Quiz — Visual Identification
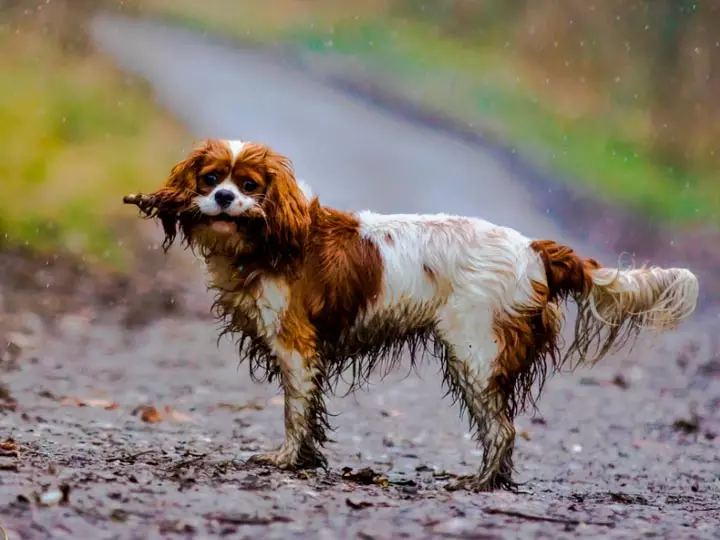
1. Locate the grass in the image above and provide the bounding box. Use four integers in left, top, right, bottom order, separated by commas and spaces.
0, 25, 191, 268
138, 0, 718, 226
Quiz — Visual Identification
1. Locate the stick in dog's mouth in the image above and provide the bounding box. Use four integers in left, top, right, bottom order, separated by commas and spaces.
123, 193, 155, 209
123, 193, 171, 218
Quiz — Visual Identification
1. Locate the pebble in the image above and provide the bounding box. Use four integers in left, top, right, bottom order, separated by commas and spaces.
432, 518, 476, 535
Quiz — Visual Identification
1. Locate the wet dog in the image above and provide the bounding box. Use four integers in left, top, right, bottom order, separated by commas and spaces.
124, 138, 699, 491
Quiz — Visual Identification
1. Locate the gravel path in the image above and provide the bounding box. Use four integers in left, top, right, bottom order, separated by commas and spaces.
0, 14, 717, 540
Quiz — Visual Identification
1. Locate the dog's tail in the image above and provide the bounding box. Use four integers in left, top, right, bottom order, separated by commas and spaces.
531, 239, 699, 366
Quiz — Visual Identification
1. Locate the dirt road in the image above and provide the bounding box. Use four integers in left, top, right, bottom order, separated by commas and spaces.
0, 14, 718, 540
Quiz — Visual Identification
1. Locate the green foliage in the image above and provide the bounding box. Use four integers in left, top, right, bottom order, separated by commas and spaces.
0, 28, 189, 266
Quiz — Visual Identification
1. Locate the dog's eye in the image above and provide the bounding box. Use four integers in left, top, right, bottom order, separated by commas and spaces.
243, 180, 258, 192
203, 173, 219, 186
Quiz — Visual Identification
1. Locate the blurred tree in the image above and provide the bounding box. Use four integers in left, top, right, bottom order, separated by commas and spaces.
648, 0, 698, 172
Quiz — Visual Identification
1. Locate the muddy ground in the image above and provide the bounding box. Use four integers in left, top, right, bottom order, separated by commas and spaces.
0, 224, 719, 540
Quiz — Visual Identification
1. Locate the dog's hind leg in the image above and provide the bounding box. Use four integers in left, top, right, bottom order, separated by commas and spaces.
438, 280, 561, 492
437, 308, 518, 492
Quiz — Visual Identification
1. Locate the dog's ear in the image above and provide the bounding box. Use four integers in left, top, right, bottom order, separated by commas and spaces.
148, 143, 207, 251
262, 149, 311, 254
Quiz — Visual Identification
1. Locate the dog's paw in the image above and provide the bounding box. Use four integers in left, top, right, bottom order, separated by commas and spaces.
247, 444, 327, 471
445, 473, 519, 493
247, 451, 294, 469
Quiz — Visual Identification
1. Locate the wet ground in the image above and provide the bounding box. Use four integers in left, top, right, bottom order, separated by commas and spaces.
1, 242, 719, 539
1, 14, 719, 539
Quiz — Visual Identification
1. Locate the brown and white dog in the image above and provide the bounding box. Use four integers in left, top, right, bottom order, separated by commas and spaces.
125, 138, 699, 492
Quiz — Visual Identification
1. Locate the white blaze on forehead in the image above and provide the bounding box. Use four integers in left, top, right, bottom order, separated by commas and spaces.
225, 140, 245, 163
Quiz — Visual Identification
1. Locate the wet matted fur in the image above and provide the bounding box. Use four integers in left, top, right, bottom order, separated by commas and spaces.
124, 138, 699, 492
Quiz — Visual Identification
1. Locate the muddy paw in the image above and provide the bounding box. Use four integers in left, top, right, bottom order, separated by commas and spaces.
247, 444, 327, 471
445, 474, 518, 493
246, 451, 292, 469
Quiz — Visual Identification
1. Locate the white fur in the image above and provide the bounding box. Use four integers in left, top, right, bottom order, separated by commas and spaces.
357, 211, 542, 386
226, 139, 245, 162
256, 278, 289, 342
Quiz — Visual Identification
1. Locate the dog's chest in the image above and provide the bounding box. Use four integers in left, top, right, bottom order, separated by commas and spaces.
206, 257, 289, 342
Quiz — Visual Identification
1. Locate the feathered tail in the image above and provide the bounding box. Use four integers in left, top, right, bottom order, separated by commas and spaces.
531, 240, 699, 366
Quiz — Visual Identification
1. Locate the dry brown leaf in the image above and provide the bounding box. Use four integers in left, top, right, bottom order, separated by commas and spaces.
0, 436, 19, 453
133, 405, 195, 424
139, 406, 163, 423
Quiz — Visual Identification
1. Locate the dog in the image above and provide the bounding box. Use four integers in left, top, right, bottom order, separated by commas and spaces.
124, 138, 699, 492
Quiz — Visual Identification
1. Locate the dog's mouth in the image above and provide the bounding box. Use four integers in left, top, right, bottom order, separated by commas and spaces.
204, 214, 243, 235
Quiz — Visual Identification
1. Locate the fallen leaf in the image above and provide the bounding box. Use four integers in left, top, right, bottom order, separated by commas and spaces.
110, 509, 129, 522
135, 405, 163, 424
341, 466, 390, 488
0, 437, 19, 453
672, 415, 700, 434
206, 512, 292, 526
341, 467, 378, 485
346, 498, 374, 510
268, 396, 284, 406
518, 430, 532, 441
132, 405, 195, 424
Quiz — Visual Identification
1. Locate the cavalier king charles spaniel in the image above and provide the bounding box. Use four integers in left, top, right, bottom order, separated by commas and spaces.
124, 139, 699, 492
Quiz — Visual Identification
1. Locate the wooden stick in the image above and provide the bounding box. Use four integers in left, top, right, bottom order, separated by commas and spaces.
123, 193, 154, 206
123, 193, 160, 216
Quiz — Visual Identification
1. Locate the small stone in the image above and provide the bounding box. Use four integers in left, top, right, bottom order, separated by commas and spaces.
432, 518, 475, 535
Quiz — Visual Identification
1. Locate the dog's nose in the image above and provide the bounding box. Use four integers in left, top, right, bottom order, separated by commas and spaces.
214, 189, 235, 209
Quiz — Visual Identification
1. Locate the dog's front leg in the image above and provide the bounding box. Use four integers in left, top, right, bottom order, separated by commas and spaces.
247, 345, 329, 470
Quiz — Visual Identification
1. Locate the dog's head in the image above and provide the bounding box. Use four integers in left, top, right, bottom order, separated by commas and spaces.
147, 139, 313, 258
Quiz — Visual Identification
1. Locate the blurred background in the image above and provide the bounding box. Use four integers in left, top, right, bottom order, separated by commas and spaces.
1, 0, 718, 290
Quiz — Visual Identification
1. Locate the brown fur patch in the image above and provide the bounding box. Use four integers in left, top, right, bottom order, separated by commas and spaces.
299, 204, 384, 340
238, 142, 311, 255
530, 239, 600, 301
486, 240, 602, 417
489, 280, 562, 417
